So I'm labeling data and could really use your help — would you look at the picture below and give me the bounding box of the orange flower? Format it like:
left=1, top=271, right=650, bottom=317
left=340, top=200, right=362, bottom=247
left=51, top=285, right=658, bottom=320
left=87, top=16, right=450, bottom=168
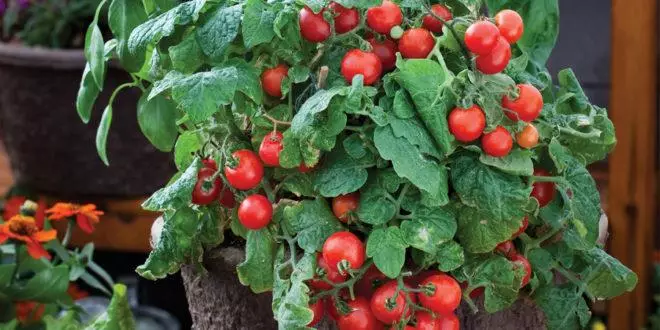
left=46, top=203, right=104, bottom=234
left=67, top=283, right=89, bottom=301
left=0, top=215, right=57, bottom=259
left=2, top=197, right=46, bottom=228
left=15, top=301, right=45, bottom=324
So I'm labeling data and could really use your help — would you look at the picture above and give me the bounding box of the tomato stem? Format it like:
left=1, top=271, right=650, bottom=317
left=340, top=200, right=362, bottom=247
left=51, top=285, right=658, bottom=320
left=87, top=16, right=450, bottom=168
left=262, top=112, right=292, bottom=126
left=423, top=3, right=473, bottom=70
left=312, top=260, right=374, bottom=300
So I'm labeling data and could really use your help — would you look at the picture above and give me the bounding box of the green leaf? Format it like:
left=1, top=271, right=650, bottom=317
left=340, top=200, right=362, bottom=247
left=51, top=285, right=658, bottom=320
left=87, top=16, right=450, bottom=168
left=76, top=64, right=101, bottom=124
left=527, top=248, right=554, bottom=284
left=195, top=4, right=243, bottom=62
left=95, top=105, right=113, bottom=166
left=401, top=205, right=456, bottom=253
left=366, top=227, right=408, bottom=278
left=0, top=320, right=17, bottom=330
left=84, top=23, right=106, bottom=89
left=142, top=158, right=201, bottom=211
left=392, top=90, right=415, bottom=119
left=460, top=255, right=520, bottom=313
left=435, top=241, right=464, bottom=272
left=170, top=67, right=238, bottom=122
left=5, top=265, right=69, bottom=303
left=242, top=0, right=276, bottom=48
left=174, top=131, right=202, bottom=171
left=479, top=149, right=534, bottom=176
left=137, top=91, right=178, bottom=152
left=283, top=198, right=344, bottom=253
left=577, top=248, right=638, bottom=299
left=356, top=172, right=398, bottom=225
left=534, top=284, right=591, bottom=330
left=312, top=147, right=369, bottom=197
left=109, top=0, right=148, bottom=72
left=456, top=206, right=523, bottom=253
left=169, top=33, right=205, bottom=74
left=85, top=284, right=136, bottom=330
left=561, top=158, right=601, bottom=250
left=44, top=311, right=82, bottom=330
left=237, top=228, right=277, bottom=293
left=273, top=252, right=315, bottom=330
left=290, top=87, right=346, bottom=138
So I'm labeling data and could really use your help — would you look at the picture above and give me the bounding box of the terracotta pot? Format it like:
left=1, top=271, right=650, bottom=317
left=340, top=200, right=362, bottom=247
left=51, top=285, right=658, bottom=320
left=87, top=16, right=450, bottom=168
left=0, top=43, right=174, bottom=198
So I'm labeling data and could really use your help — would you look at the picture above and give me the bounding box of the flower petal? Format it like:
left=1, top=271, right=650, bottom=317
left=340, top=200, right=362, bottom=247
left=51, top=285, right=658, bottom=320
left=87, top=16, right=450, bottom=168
left=33, top=229, right=57, bottom=242
left=76, top=215, right=95, bottom=234
left=26, top=241, right=50, bottom=260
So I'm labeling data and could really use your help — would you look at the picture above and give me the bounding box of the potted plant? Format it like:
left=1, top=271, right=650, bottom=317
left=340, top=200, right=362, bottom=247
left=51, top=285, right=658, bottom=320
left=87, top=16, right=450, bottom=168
left=78, top=0, right=636, bottom=329
left=0, top=0, right=174, bottom=197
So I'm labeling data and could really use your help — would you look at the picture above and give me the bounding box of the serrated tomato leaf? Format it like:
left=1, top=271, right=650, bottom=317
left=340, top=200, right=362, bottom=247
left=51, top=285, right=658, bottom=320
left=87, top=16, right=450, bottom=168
left=367, top=227, right=408, bottom=279
left=237, top=228, right=277, bottom=294
left=282, top=199, right=343, bottom=253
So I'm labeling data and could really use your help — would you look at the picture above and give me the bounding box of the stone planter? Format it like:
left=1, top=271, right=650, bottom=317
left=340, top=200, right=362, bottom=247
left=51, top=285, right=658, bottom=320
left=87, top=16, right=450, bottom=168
left=0, top=43, right=174, bottom=198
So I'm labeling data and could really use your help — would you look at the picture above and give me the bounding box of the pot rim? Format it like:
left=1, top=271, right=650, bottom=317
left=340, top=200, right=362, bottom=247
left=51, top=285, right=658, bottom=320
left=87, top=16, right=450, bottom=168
left=0, top=42, right=86, bottom=69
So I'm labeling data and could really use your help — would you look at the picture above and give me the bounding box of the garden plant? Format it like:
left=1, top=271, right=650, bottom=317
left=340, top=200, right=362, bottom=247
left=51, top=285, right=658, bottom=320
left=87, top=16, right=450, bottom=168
left=77, top=0, right=637, bottom=329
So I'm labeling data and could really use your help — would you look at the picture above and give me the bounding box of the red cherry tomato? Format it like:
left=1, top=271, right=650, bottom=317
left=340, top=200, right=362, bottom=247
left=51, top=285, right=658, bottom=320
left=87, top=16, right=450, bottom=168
left=418, top=274, right=462, bottom=315
left=325, top=296, right=342, bottom=321
left=416, top=311, right=460, bottom=330
left=464, top=21, right=500, bottom=55
left=192, top=168, right=222, bottom=205
left=341, top=49, right=383, bottom=85
left=531, top=169, right=556, bottom=207
left=366, top=0, right=403, bottom=35
left=437, top=314, right=460, bottom=330
left=422, top=4, right=453, bottom=33
left=332, top=193, right=360, bottom=223
left=516, top=124, right=539, bottom=149
left=322, top=231, right=366, bottom=272
left=459, top=282, right=484, bottom=299
left=405, top=326, right=416, bottom=330
left=512, top=216, right=529, bottom=239
left=224, top=150, right=264, bottom=190
left=261, top=65, right=288, bottom=98
left=481, top=126, right=513, bottom=157
left=237, top=194, right=273, bottom=230
left=511, top=254, right=532, bottom=287
left=259, top=132, right=284, bottom=167
left=355, top=264, right=387, bottom=299
left=309, top=254, right=348, bottom=290
left=448, top=105, right=486, bottom=143
left=337, top=297, right=383, bottom=330
left=368, top=38, right=398, bottom=71
left=399, top=28, right=435, bottom=59
left=299, top=6, right=331, bottom=43
left=329, top=2, right=360, bottom=34
left=476, top=37, right=511, bottom=74
left=299, top=163, right=315, bottom=173
left=503, top=84, right=544, bottom=122
left=308, top=299, right=324, bottom=326
left=202, top=158, right=217, bottom=170
left=370, top=280, right=416, bottom=324
left=495, top=9, right=524, bottom=44
left=496, top=241, right=516, bottom=258
left=218, top=187, right=236, bottom=208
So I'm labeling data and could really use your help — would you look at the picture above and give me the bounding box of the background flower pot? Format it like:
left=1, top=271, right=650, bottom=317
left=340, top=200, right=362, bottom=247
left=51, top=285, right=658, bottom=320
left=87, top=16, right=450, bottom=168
left=0, top=43, right=174, bottom=198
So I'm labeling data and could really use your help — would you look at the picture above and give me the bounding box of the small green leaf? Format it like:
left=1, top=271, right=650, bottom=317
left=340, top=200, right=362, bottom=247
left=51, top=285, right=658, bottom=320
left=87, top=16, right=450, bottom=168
left=195, top=4, right=243, bottom=62
left=392, top=90, right=415, bottom=119
left=401, top=205, right=456, bottom=253
left=577, top=248, right=638, bottom=299
left=170, top=67, right=238, bottom=122
left=109, top=0, right=148, bottom=72
left=313, top=147, right=369, bottom=197
left=459, top=255, right=520, bottom=313
left=6, top=265, right=69, bottom=303
left=174, top=131, right=202, bottom=171
left=479, top=149, right=534, bottom=176
left=435, top=241, right=464, bottom=272
left=237, top=229, right=277, bottom=293
left=283, top=198, right=344, bottom=253
left=242, top=0, right=276, bottom=48
left=44, top=311, right=82, bottom=330
left=367, top=227, right=408, bottom=278
left=84, top=23, right=106, bottom=89
left=76, top=64, right=101, bottom=124
left=85, top=284, right=136, bottom=330
left=95, top=105, right=113, bottom=166
left=534, top=284, right=590, bottom=330
left=137, top=91, right=179, bottom=152
left=456, top=206, right=522, bottom=253
left=142, top=159, right=201, bottom=211
left=169, top=33, right=205, bottom=74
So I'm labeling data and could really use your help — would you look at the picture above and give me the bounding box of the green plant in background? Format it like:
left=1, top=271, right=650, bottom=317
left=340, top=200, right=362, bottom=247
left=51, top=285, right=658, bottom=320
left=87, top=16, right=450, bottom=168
left=1, top=0, right=102, bottom=48
left=77, top=0, right=637, bottom=329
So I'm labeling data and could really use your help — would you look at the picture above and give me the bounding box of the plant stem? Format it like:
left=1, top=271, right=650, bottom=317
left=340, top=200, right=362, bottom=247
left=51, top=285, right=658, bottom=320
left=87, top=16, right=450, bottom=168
left=62, top=219, right=74, bottom=248
left=10, top=243, right=20, bottom=285
left=262, top=179, right=276, bottom=203
left=312, top=261, right=374, bottom=300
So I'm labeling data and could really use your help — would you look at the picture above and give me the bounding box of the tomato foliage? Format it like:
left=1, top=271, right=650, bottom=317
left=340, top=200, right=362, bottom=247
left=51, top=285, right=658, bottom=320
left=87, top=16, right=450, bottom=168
left=78, top=0, right=635, bottom=329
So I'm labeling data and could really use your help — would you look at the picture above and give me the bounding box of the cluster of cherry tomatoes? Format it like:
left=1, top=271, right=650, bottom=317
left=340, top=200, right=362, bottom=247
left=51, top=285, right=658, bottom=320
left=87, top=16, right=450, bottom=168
left=465, top=9, right=523, bottom=74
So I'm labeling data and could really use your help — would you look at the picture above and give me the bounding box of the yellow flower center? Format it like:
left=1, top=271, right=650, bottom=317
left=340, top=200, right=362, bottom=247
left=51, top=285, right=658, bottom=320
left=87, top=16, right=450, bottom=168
left=7, top=215, right=38, bottom=237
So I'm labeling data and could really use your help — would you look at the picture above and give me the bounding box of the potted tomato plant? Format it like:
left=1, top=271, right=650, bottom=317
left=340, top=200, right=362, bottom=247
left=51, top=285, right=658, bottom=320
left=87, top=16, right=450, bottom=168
left=79, top=0, right=635, bottom=329
left=0, top=0, right=173, bottom=197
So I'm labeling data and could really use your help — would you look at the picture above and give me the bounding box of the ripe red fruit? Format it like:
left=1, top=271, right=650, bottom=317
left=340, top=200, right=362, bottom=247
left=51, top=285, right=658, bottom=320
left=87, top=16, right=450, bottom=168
left=531, top=169, right=556, bottom=207
left=495, top=9, right=524, bottom=44
left=308, top=299, right=324, bottom=326
left=476, top=37, right=511, bottom=74
left=332, top=193, right=360, bottom=223
left=329, top=2, right=360, bottom=34
left=355, top=264, right=387, bottom=299
left=481, top=126, right=513, bottom=157
left=368, top=38, right=398, bottom=71
left=192, top=167, right=222, bottom=205
left=309, top=254, right=348, bottom=290
left=511, top=254, right=532, bottom=287
left=337, top=297, right=383, bottom=330
left=503, top=84, right=544, bottom=122
left=398, top=28, right=435, bottom=59
left=261, top=65, right=288, bottom=98
left=464, top=21, right=500, bottom=55
left=259, top=132, right=284, bottom=167
left=322, top=232, right=366, bottom=272
left=299, top=6, right=331, bottom=43
left=237, top=194, right=273, bottom=230
left=422, top=4, right=453, bottom=33
left=418, top=274, right=462, bottom=315
left=224, top=150, right=264, bottom=190
left=448, top=105, right=487, bottom=142
left=416, top=311, right=460, bottom=330
left=299, top=163, right=314, bottom=173
left=202, top=158, right=217, bottom=170
left=370, top=280, right=416, bottom=324
left=218, top=187, right=236, bottom=209
left=512, top=216, right=529, bottom=239
left=366, top=0, right=403, bottom=35
left=496, top=241, right=516, bottom=258
left=341, top=49, right=383, bottom=85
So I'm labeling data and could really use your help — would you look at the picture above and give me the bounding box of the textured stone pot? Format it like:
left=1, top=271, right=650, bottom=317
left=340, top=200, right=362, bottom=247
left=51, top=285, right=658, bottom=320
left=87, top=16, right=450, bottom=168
left=0, top=43, right=174, bottom=197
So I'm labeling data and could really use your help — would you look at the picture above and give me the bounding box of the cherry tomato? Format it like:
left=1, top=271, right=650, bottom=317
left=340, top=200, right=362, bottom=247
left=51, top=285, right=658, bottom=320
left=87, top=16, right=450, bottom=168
left=416, top=311, right=460, bottom=330
left=476, top=37, right=511, bottom=74
left=495, top=9, right=524, bottom=44
left=418, top=274, right=461, bottom=315
left=237, top=194, right=273, bottom=230
left=337, top=297, right=383, bottom=330
left=366, top=0, right=403, bottom=35
left=399, top=28, right=435, bottom=59
left=368, top=38, right=398, bottom=71
left=511, top=254, right=532, bottom=287
left=341, top=49, right=383, bottom=85
left=370, top=280, right=416, bottom=324
left=192, top=168, right=222, bottom=205
left=355, top=264, right=387, bottom=299
left=332, top=193, right=360, bottom=223
left=308, top=299, right=324, bottom=326
left=512, top=216, right=529, bottom=239
left=459, top=281, right=484, bottom=299
left=448, top=105, right=486, bottom=143
left=481, top=126, right=513, bottom=157
left=437, top=314, right=460, bottom=330
left=325, top=296, right=342, bottom=320
left=202, top=158, right=217, bottom=170
left=405, top=326, right=416, bottom=330
left=329, top=2, right=360, bottom=34
left=261, top=64, right=288, bottom=98
left=309, top=254, right=348, bottom=290
left=224, top=150, right=264, bottom=190
left=422, top=4, right=453, bottom=34
left=503, top=84, right=543, bottom=122
left=516, top=124, right=539, bottom=149
left=464, top=21, right=500, bottom=55
left=299, top=163, right=315, bottom=173
left=259, top=132, right=284, bottom=167
left=299, top=6, right=331, bottom=42
left=218, top=187, right=236, bottom=208
left=531, top=169, right=556, bottom=207
left=322, top=231, right=366, bottom=272
left=496, top=241, right=516, bottom=258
